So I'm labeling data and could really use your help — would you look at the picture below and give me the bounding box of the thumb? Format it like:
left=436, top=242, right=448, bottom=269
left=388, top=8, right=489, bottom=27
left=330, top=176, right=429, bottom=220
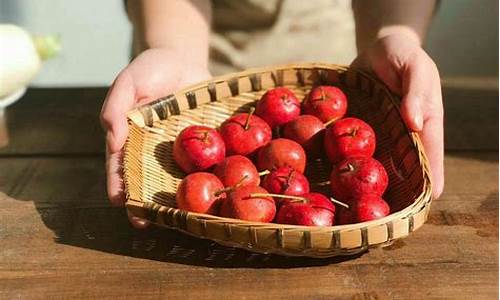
left=100, top=70, right=136, bottom=153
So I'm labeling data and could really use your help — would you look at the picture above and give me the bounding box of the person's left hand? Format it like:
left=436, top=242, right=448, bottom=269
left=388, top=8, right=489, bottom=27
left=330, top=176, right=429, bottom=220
left=351, top=33, right=444, bottom=199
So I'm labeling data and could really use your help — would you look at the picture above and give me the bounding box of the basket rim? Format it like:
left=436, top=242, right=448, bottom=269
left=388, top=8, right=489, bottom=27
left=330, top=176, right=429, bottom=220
left=127, top=63, right=350, bottom=127
left=124, top=62, right=433, bottom=233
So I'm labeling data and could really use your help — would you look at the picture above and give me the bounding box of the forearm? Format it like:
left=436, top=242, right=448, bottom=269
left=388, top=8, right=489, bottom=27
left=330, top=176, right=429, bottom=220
left=352, top=0, right=436, bottom=52
left=127, top=0, right=212, bottom=67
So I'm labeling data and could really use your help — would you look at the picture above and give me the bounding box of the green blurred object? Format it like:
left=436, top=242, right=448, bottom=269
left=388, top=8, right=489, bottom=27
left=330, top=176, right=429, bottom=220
left=33, top=34, right=61, bottom=61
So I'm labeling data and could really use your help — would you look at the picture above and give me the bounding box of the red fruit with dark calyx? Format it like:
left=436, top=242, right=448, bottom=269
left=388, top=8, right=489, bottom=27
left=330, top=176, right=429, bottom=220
left=219, top=185, right=276, bottom=222
left=336, top=194, right=390, bottom=224
left=352, top=194, right=390, bottom=222
left=275, top=193, right=335, bottom=226
left=255, top=87, right=301, bottom=128
left=330, top=156, right=389, bottom=202
left=324, top=117, right=376, bottom=163
left=213, top=155, right=260, bottom=187
left=261, top=166, right=310, bottom=196
left=219, top=108, right=272, bottom=156
left=303, top=86, right=347, bottom=123
left=176, top=172, right=225, bottom=214
left=173, top=125, right=226, bottom=173
left=283, top=115, right=325, bottom=157
left=257, top=138, right=306, bottom=173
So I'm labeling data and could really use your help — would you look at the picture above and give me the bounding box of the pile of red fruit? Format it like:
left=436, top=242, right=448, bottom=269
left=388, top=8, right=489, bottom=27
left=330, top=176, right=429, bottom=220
left=173, top=86, right=390, bottom=226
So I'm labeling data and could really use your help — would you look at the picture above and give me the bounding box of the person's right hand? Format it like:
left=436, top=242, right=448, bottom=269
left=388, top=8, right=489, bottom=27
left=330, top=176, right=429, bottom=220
left=100, top=48, right=211, bottom=228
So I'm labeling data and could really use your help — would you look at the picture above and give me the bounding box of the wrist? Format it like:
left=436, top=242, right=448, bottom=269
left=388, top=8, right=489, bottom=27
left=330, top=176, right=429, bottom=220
left=135, top=43, right=210, bottom=71
left=147, top=47, right=211, bottom=85
left=376, top=26, right=422, bottom=47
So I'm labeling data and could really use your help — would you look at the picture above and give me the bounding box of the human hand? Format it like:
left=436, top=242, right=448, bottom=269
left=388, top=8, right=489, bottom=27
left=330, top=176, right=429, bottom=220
left=100, top=48, right=211, bottom=228
left=351, top=34, right=444, bottom=199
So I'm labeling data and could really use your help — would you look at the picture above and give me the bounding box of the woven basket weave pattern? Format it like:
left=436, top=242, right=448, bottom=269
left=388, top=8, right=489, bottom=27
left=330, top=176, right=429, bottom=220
left=124, top=63, right=432, bottom=258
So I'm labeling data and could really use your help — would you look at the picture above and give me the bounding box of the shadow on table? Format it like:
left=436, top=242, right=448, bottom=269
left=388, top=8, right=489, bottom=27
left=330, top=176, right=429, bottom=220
left=34, top=204, right=363, bottom=268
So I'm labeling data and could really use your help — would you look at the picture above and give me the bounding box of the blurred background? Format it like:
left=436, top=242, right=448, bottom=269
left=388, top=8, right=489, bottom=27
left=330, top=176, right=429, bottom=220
left=1, top=0, right=498, bottom=86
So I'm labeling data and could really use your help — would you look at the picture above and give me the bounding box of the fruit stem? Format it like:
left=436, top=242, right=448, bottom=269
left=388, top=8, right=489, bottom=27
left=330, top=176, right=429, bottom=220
left=350, top=127, right=358, bottom=137
left=330, top=197, right=349, bottom=209
left=324, top=118, right=338, bottom=127
left=214, top=187, right=232, bottom=197
left=320, top=87, right=326, bottom=101
left=191, top=129, right=210, bottom=143
left=314, top=180, right=331, bottom=187
left=202, top=131, right=210, bottom=143
left=234, top=174, right=250, bottom=188
left=214, top=175, right=249, bottom=197
left=244, top=107, right=256, bottom=130
left=250, top=193, right=307, bottom=203
left=258, top=170, right=271, bottom=176
left=340, top=163, right=355, bottom=173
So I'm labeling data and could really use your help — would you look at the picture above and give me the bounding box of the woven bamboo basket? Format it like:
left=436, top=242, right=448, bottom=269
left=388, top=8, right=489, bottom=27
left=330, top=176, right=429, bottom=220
left=124, top=63, right=433, bottom=258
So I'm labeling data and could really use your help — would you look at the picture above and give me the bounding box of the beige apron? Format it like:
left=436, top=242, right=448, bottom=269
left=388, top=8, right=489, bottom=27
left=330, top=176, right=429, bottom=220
left=210, top=0, right=356, bottom=75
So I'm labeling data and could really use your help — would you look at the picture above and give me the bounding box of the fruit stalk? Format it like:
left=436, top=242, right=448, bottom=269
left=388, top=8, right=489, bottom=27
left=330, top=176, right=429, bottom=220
left=350, top=127, right=358, bottom=137
left=330, top=197, right=349, bottom=209
left=324, top=118, right=338, bottom=127
left=244, top=107, right=256, bottom=130
left=316, top=87, right=322, bottom=100
left=258, top=170, right=271, bottom=176
left=250, top=193, right=307, bottom=203
left=340, top=163, right=355, bottom=173
left=214, top=175, right=249, bottom=197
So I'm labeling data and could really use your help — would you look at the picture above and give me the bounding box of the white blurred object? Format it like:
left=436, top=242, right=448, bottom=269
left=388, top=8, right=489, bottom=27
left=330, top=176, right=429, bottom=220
left=0, top=24, right=59, bottom=148
left=0, top=87, right=25, bottom=148
left=0, top=24, right=60, bottom=99
left=0, top=86, right=26, bottom=109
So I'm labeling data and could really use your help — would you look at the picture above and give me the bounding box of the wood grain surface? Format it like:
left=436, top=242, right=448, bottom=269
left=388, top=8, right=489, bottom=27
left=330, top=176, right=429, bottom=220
left=0, top=88, right=497, bottom=299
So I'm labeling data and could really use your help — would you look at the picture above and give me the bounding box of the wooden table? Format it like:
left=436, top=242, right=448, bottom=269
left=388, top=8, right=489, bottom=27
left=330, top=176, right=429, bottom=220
left=0, top=88, right=498, bottom=299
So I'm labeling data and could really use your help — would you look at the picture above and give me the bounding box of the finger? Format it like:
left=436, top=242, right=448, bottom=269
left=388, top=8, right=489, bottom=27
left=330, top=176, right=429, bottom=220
left=106, top=145, right=126, bottom=206
left=101, top=70, right=136, bottom=153
left=127, top=210, right=150, bottom=229
left=420, top=114, right=445, bottom=199
left=399, top=56, right=432, bottom=132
